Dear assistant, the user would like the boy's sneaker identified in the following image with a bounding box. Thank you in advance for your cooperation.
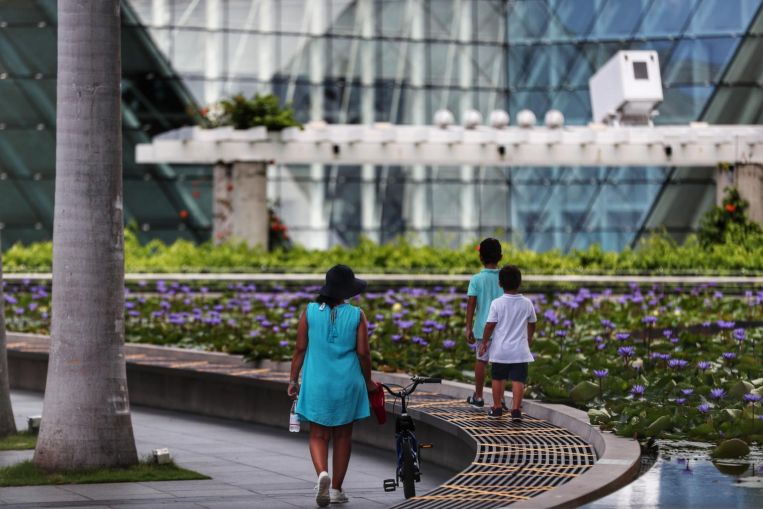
[466,395,484,408]
[487,407,503,418]
[501,401,508,412]
[330,488,349,504]
[511,409,522,422]
[316,471,331,507]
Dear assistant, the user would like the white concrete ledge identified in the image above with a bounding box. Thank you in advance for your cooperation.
[4,272,763,285]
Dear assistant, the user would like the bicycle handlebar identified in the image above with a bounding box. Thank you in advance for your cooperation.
[379,376,441,399]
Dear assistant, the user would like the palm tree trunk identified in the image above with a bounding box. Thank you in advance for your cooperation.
[33,0,137,470]
[0,236,18,438]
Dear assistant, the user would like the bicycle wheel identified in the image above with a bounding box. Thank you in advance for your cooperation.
[401,439,416,499]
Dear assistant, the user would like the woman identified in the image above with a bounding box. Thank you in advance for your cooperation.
[288,264,377,507]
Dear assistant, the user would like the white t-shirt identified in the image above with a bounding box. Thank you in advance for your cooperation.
[485,294,537,364]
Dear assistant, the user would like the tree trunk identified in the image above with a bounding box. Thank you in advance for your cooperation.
[0,235,18,438]
[33,0,137,470]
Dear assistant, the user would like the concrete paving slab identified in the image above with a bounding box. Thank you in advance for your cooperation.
[2,390,453,508]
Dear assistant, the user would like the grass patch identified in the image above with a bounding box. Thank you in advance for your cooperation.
[0,460,209,487]
[0,432,37,451]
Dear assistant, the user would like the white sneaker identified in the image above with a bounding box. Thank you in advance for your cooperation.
[330,488,349,504]
[316,471,331,507]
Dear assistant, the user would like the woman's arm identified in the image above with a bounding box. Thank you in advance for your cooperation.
[288,311,308,399]
[356,311,377,391]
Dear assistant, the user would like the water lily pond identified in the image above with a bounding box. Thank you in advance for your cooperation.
[586,441,763,508]
[3,279,763,448]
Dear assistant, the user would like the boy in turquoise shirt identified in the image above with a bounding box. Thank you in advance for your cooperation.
[465,238,503,407]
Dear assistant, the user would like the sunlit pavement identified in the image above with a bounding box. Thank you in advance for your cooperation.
[1,391,453,508]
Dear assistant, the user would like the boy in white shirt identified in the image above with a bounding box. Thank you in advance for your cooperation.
[478,265,537,421]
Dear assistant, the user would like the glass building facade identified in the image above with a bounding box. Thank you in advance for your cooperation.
[1,0,762,251]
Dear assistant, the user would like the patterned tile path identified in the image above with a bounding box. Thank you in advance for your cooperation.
[8,334,596,508]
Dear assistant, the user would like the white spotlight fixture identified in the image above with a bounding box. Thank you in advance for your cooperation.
[544,109,565,129]
[517,109,536,128]
[489,110,510,129]
[462,109,483,129]
[434,109,455,129]
[152,448,172,464]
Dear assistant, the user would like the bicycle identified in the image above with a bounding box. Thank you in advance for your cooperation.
[380,375,442,499]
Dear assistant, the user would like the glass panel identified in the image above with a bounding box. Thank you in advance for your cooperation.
[704,87,763,123]
[686,0,762,35]
[588,0,650,38]
[637,0,699,36]
[549,0,597,39]
[1,28,57,75]
[663,37,738,85]
[507,0,557,42]
[170,0,207,29]
[657,85,714,123]
[721,37,763,83]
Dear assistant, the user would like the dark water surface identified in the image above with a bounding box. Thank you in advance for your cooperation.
[585,442,763,508]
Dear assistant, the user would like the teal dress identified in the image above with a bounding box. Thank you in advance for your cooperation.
[296,302,370,426]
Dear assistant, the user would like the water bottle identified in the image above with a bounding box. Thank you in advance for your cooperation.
[289,400,300,433]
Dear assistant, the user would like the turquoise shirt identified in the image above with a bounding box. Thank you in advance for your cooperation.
[296,302,370,426]
[467,268,502,340]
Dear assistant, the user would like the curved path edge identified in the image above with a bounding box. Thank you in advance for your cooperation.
[6,332,640,508]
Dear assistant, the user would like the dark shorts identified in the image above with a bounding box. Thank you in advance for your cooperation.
[491,362,529,383]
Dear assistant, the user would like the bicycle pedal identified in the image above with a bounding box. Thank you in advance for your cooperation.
[383,479,397,492]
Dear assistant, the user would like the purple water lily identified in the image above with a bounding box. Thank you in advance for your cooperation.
[668,359,689,369]
[443,340,456,349]
[697,361,711,371]
[618,346,636,358]
[615,332,630,341]
[697,403,710,414]
[710,388,726,400]
[593,369,609,378]
[733,328,746,341]
[630,385,645,398]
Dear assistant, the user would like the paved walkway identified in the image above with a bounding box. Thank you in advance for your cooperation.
[1,391,454,509]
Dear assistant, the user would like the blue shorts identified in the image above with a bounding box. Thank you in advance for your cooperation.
[491,362,528,383]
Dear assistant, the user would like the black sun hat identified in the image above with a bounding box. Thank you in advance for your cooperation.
[319,265,367,300]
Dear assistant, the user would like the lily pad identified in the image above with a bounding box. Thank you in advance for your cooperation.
[569,381,599,403]
[711,438,750,459]
[728,381,755,400]
[588,408,610,425]
[644,415,672,437]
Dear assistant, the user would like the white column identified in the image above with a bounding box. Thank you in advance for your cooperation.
[213,163,233,244]
[257,0,273,94]
[359,0,378,242]
[458,1,476,242]
[309,0,325,121]
[151,0,171,55]
[213,162,269,248]
[360,0,375,124]
[307,0,329,248]
[204,0,224,105]
[409,0,428,244]
[309,163,329,249]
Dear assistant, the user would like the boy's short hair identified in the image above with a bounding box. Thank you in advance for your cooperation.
[499,265,522,290]
[479,238,502,264]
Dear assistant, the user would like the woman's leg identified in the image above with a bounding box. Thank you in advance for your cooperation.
[330,423,354,489]
[309,422,331,474]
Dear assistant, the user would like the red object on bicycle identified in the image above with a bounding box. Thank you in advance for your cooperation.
[369,383,386,425]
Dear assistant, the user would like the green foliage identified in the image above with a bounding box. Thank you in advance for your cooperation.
[4,229,763,274]
[698,186,762,247]
[6,275,763,446]
[0,460,208,487]
[202,93,302,131]
[0,432,36,451]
